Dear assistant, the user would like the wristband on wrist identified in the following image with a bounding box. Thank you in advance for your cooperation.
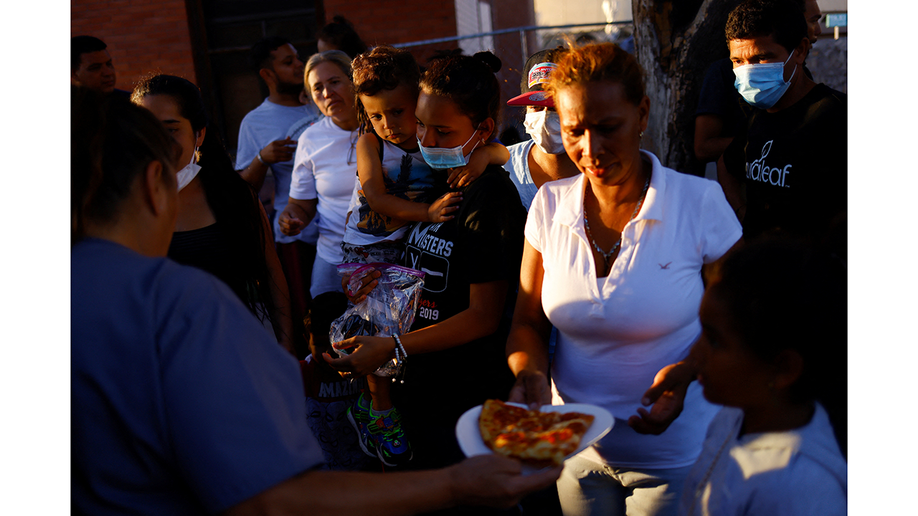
[256,150,267,165]
[393,335,407,359]
[392,335,407,384]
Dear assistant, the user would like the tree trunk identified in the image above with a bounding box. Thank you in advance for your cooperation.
[631,0,743,176]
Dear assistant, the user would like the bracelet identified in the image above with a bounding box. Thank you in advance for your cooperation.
[393,335,407,359]
[256,150,267,165]
[391,336,401,364]
[392,335,407,384]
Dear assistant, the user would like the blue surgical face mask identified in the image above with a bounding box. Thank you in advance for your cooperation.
[417,128,481,169]
[733,51,797,109]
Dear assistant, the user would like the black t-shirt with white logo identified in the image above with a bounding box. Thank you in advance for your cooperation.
[724,83,847,242]
[393,164,525,469]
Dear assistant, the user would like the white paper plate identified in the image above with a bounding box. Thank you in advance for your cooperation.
[455,401,614,473]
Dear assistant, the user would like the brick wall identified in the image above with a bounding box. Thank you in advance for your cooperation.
[320,0,460,63]
[71,0,197,93]
[318,0,536,139]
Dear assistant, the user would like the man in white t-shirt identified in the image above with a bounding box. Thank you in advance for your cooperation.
[236,36,322,358]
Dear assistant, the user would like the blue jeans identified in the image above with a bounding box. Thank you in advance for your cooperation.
[310,255,344,298]
[556,454,692,516]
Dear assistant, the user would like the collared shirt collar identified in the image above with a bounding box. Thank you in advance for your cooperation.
[553,149,666,231]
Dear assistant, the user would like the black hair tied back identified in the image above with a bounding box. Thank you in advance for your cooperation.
[473,51,502,74]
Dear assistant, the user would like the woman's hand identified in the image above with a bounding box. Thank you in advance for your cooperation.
[277,198,316,237]
[277,206,305,236]
[627,361,696,435]
[324,335,395,377]
[447,454,562,508]
[428,191,463,222]
[507,369,551,411]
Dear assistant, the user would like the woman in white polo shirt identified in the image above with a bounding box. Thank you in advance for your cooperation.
[505,42,742,516]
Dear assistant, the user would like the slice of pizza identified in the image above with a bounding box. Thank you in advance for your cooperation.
[478,399,595,468]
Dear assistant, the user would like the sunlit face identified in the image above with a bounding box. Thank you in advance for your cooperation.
[555,80,648,186]
[72,50,116,94]
[361,83,418,146]
[729,35,800,83]
[415,89,486,151]
[140,94,203,169]
[308,61,356,119]
[804,0,823,45]
[269,44,305,94]
[689,287,775,409]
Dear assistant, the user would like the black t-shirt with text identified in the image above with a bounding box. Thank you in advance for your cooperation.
[392,165,525,470]
[724,83,847,242]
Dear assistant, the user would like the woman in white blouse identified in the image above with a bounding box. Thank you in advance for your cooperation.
[505,42,742,516]
[278,50,360,298]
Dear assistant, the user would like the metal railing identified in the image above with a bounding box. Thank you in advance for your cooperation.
[392,20,634,59]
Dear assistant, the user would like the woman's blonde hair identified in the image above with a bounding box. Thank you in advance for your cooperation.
[545,42,646,107]
[305,49,353,84]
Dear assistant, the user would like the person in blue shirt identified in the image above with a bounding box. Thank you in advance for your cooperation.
[70,86,560,516]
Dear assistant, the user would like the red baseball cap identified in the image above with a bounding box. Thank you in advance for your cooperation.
[507,49,562,107]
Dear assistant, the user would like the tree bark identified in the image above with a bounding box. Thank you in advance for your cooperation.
[631,0,743,176]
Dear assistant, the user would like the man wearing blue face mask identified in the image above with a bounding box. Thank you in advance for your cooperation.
[718,0,846,248]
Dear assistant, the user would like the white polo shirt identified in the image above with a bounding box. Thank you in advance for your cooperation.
[526,150,742,468]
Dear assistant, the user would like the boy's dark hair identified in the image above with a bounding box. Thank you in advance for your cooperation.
[72,35,107,70]
[420,51,503,141]
[725,0,808,54]
[317,15,368,59]
[250,36,291,74]
[711,233,847,453]
[352,45,420,133]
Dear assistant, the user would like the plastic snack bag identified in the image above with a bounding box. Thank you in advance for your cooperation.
[329,263,425,377]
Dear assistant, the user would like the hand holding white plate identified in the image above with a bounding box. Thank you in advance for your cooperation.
[455,402,614,473]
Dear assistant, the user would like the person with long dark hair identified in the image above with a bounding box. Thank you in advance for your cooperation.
[132,74,295,353]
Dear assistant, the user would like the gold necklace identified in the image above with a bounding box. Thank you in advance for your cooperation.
[583,175,650,272]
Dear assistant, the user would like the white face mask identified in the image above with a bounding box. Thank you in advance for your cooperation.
[175,144,201,192]
[523,110,565,154]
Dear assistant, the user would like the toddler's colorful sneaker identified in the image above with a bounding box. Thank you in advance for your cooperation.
[367,406,413,467]
[346,392,377,458]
